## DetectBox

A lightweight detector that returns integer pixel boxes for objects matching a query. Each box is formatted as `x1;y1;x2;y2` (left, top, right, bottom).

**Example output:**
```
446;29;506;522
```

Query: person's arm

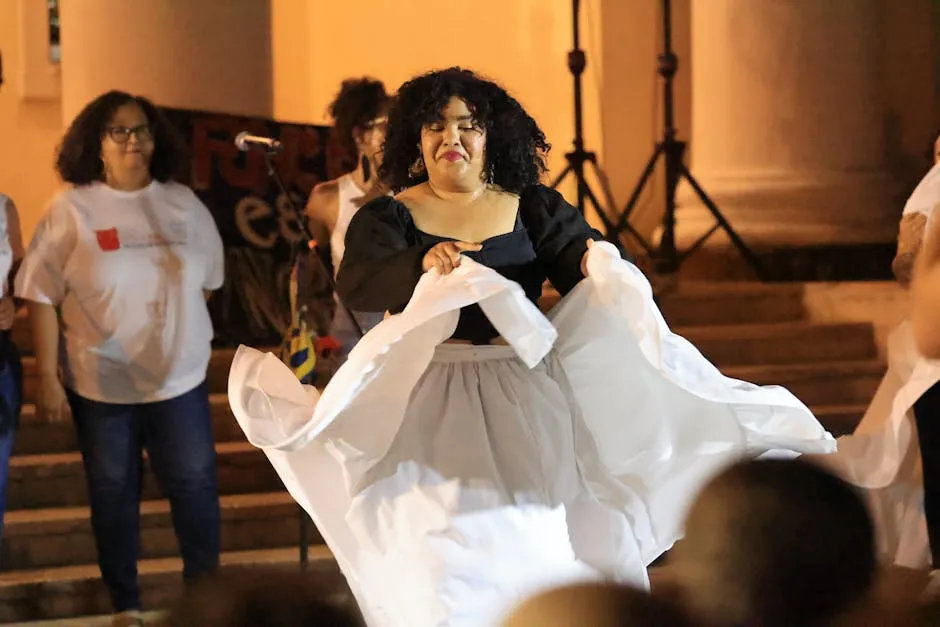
191;191;225;301
29;301;60;377
14;200;73;421
305;181;338;262
912;216;940;357
335;197;431;312
892;213;927;288
521;186;610;295
0;195;21;328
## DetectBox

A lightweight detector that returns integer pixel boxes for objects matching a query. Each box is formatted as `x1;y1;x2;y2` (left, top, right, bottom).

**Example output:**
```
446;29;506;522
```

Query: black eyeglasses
364;117;388;132
105;124;153;144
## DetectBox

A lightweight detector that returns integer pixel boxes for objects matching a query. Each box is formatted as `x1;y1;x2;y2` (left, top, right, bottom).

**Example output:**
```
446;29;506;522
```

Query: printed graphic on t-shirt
95;228;120;251
96;221;188;251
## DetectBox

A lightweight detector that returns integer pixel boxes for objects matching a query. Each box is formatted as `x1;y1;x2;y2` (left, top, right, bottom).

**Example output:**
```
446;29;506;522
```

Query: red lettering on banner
191;117;269;193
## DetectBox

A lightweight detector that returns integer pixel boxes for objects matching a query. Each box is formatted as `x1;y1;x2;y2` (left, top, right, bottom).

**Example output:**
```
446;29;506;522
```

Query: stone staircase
0;281;885;623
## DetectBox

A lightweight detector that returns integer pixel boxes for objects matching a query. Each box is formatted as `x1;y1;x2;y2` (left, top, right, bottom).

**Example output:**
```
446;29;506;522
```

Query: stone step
7;442;280;510
678;321;878;367
18;611;164;626
538;281;809;327
723;359;884;407
20;348;239;402
813;403;867;437
657;283;807;327
0;546;344;624
12;394;245;456
1;491;307;572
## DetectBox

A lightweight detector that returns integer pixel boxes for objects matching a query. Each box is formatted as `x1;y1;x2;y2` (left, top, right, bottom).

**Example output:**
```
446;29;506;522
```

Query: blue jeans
0;333;23;548
66;381;221;612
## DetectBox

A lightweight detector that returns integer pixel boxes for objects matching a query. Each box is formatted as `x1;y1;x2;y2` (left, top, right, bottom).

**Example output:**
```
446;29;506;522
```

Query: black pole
263;152;364;339
658;0;680;273
261;151;364;569
570;0;587;214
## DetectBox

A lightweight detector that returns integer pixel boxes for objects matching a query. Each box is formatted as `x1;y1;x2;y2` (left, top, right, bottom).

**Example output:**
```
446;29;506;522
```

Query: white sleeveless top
330;174;367;276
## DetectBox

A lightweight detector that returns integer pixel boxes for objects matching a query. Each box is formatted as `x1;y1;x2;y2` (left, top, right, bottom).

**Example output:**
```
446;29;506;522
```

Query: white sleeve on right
0;196;14;298
15;198;76;306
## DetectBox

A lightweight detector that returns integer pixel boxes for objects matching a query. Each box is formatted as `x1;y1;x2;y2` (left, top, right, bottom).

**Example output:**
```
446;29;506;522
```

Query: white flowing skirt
228;242;835;626
825;320;940;568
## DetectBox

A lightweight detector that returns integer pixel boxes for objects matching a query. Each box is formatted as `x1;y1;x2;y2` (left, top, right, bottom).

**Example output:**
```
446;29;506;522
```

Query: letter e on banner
235;196;278;249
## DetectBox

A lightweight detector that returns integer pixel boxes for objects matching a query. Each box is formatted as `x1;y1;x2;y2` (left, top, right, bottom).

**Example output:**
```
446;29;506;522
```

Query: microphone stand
262;151;365;339
260;149;364;570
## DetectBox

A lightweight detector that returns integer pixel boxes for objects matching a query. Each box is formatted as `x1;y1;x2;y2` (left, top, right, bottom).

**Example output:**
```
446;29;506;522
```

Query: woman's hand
37;373;69;423
422;241;483;275
0;296;16;331
581;238;595;277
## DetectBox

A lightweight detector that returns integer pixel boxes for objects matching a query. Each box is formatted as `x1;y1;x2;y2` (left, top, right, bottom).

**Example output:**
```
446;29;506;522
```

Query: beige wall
879;0;940;190
596;0;939;245
58;0;275;124
0;0;64;239
0;0;936;247
268;0;605;217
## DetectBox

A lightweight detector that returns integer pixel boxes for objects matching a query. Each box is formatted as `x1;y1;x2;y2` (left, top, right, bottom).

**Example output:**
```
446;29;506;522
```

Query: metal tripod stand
551;0;653;255
261;150;364;570
613;0;765;277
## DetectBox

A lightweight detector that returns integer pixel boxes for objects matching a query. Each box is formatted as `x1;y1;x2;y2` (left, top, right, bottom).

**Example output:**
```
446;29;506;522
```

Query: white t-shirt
0;194;25;299
15;181;224;403
903;162;940;223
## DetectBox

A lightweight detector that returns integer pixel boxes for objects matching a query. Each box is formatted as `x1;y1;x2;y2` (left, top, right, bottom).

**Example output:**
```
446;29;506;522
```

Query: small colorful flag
280;255;317;385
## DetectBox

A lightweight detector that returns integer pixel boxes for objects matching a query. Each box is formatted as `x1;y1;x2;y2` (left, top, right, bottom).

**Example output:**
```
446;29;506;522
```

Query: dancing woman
228;68;834;626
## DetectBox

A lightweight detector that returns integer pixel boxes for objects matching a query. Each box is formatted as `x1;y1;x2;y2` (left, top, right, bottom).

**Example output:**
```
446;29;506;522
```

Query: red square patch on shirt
95;228;121;251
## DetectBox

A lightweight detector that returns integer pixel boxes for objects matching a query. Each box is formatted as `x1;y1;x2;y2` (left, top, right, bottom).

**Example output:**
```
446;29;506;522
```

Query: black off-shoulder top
335;184;613;344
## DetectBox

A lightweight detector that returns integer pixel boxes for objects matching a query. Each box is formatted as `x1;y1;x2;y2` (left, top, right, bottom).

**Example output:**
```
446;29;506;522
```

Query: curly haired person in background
305;78;391;362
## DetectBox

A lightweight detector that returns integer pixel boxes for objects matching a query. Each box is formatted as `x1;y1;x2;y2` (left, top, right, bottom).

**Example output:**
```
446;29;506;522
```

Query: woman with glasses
305;78;391;361
15;91;223;627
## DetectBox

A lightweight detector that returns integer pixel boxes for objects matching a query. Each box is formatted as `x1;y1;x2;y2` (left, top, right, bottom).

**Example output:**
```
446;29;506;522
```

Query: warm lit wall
878;0;940;190
597;0;939;246
270;0;605;214
58;0;275;123
0;0;64;239
0;0;937;247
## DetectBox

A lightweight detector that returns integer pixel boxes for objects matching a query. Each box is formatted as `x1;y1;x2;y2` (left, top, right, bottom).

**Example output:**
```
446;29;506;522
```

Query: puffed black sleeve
520;185;607;295
335;197;431;312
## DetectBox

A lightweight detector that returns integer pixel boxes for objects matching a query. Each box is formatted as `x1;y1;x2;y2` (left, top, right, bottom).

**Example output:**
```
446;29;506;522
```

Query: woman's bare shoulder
306;178;340;217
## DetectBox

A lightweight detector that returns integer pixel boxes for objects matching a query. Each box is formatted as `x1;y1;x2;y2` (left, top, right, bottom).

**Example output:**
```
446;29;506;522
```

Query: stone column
676;0;899;249
59;0;273;124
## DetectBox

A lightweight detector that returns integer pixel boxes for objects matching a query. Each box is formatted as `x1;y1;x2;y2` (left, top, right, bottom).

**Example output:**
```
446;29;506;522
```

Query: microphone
235;131;283;154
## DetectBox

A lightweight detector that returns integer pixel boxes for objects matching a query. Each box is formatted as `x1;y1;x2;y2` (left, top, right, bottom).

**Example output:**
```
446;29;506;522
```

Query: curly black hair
379;67;550;194
328;77;389;160
56;90;187;185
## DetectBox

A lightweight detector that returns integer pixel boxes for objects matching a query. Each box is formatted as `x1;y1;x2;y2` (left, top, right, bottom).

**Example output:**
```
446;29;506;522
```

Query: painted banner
161;107;351;347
